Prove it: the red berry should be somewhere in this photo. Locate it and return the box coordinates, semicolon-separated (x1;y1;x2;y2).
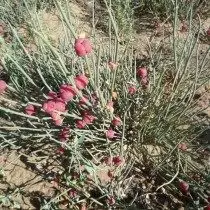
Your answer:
128;85;137;95
82;111;96;125
59;84;77;102
106;196;115;206
0;80;7;94
25;104;36;116
68;188;77;198
54;98;66;112
42;100;56;114
50;111;61;121
179;180;189;193
178;143;187;151
59;127;70;142
74;74;89;90
106;128;116;139
76;120;86;129
113;156;124;166
111;116;122;127
53;116;63;126
137;67;148;78
74;38;92;57
57;147;65;154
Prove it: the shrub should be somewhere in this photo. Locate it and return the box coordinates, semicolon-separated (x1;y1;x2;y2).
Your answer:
0;0;210;209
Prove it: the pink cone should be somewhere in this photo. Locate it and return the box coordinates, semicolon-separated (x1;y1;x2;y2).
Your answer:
74;38;92;57
113;156;124;166
59;84;77;102
82;111;96;124
111;116;121;127
51;111;61;121
137;67;148;78
106;196;115;206
128;85;137;95
54;98;66;112
57;147;65;154
178;143;187;151
59;127;70;142
106;128;116;139
74;74;89;90
0;80;7;94
76;120;86;129
42;100;56;114
68;188;77;198
53;117;64;126
179;180;189;194
25;104;36;116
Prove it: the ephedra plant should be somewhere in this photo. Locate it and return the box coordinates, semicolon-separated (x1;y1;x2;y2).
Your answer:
0;0;210;209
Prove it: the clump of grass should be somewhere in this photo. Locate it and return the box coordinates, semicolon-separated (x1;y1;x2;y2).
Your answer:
107;0;133;36
0;0;56;27
0;0;210;209
94;0;134;40
133;0;210;21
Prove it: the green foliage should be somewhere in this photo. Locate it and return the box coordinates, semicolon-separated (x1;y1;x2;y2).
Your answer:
133;0;210;20
0;0;56;26
110;0;133;35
